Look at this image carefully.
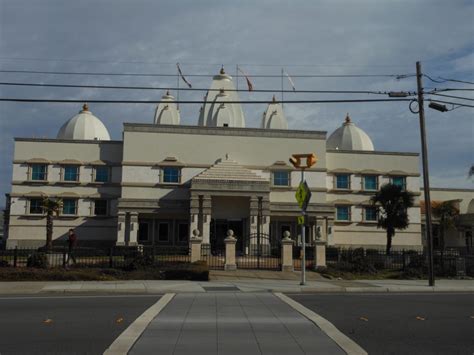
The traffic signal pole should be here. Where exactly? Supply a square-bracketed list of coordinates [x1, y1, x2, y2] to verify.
[300, 168, 306, 286]
[416, 61, 435, 286]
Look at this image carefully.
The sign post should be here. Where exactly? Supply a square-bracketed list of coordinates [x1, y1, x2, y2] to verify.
[290, 153, 317, 286]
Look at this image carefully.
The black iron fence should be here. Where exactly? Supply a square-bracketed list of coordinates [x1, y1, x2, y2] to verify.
[326, 247, 474, 276]
[0, 246, 190, 269]
[200, 244, 225, 270]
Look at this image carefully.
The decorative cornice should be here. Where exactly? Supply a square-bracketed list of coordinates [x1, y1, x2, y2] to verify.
[327, 149, 419, 157]
[124, 123, 327, 140]
[14, 138, 123, 144]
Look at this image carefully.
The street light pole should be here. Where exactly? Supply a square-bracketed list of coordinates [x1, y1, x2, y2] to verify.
[300, 168, 306, 286]
[416, 61, 435, 287]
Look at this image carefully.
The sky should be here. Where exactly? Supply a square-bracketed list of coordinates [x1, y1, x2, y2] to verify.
[0, 0, 473, 207]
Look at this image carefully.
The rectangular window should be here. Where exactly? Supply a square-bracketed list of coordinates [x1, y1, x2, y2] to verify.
[62, 199, 77, 215]
[178, 223, 189, 243]
[29, 198, 43, 214]
[94, 166, 109, 182]
[391, 176, 406, 190]
[363, 175, 378, 190]
[364, 207, 377, 221]
[162, 167, 180, 183]
[273, 171, 290, 186]
[335, 174, 350, 189]
[94, 199, 107, 216]
[158, 223, 170, 241]
[31, 164, 47, 181]
[63, 165, 79, 181]
[336, 206, 350, 221]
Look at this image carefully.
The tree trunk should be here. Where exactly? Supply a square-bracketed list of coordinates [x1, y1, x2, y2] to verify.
[46, 211, 53, 251]
[386, 228, 394, 256]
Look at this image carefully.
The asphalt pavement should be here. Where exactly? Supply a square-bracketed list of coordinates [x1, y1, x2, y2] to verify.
[289, 292, 474, 355]
[0, 294, 160, 354]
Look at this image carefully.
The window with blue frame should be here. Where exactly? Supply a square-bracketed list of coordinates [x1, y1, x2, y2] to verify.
[363, 175, 378, 190]
[63, 165, 79, 181]
[273, 171, 290, 186]
[336, 206, 350, 221]
[391, 176, 406, 190]
[335, 174, 350, 189]
[364, 207, 377, 221]
[31, 164, 47, 181]
[29, 198, 43, 214]
[162, 167, 180, 183]
[94, 166, 109, 182]
[62, 199, 77, 215]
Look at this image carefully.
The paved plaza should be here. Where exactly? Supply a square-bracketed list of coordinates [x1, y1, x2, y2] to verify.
[129, 293, 346, 355]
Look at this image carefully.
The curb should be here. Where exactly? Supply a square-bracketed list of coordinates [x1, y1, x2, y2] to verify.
[275, 292, 367, 355]
[103, 293, 175, 355]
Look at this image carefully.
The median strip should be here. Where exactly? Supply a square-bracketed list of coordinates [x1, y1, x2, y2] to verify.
[103, 293, 175, 355]
[274, 292, 367, 355]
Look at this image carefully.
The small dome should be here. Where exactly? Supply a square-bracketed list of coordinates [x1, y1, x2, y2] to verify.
[327, 114, 374, 151]
[261, 95, 288, 129]
[57, 104, 110, 140]
[154, 91, 180, 125]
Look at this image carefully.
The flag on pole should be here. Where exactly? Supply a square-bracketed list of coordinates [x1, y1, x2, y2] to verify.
[176, 63, 192, 88]
[283, 70, 296, 91]
[237, 66, 254, 91]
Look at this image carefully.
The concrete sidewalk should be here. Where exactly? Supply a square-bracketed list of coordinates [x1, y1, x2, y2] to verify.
[0, 277, 473, 295]
[129, 293, 347, 355]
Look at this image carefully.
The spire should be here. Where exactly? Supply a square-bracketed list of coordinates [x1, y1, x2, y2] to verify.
[345, 113, 351, 124]
[82, 103, 89, 112]
[220, 65, 225, 75]
[272, 95, 276, 103]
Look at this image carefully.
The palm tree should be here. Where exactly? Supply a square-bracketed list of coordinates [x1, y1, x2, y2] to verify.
[41, 198, 62, 251]
[432, 200, 459, 251]
[371, 183, 415, 255]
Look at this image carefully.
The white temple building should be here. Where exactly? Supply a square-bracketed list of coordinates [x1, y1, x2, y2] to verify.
[4, 69, 473, 252]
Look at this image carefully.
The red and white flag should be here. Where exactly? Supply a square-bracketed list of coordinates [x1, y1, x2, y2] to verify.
[176, 63, 192, 88]
[283, 70, 296, 91]
[237, 66, 254, 91]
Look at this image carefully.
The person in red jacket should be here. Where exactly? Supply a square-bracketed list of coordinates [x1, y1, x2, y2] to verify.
[67, 229, 77, 265]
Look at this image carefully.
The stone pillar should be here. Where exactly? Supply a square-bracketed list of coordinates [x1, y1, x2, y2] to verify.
[129, 212, 139, 246]
[201, 195, 212, 245]
[224, 230, 237, 271]
[281, 231, 294, 272]
[190, 229, 202, 263]
[314, 240, 327, 269]
[189, 195, 200, 240]
[317, 217, 328, 243]
[116, 211, 126, 246]
[327, 219, 334, 245]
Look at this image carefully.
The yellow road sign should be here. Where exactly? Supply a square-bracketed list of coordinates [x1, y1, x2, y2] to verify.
[297, 216, 305, 225]
[295, 181, 312, 210]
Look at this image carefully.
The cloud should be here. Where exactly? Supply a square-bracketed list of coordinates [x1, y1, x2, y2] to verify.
[0, 0, 473, 207]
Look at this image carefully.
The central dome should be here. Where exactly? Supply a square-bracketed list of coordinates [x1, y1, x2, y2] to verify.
[327, 114, 374, 151]
[57, 104, 110, 140]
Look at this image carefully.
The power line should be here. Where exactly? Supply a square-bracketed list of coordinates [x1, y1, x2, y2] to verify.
[424, 74, 474, 85]
[0, 81, 405, 95]
[0, 69, 412, 79]
[428, 92, 474, 101]
[0, 98, 413, 104]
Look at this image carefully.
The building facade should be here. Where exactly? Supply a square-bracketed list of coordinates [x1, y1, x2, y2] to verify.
[5, 69, 473, 251]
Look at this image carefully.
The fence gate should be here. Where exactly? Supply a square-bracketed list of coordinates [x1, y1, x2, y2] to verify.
[237, 232, 281, 270]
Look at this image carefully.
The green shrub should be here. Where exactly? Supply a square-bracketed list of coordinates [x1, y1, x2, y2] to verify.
[365, 248, 380, 256]
[0, 260, 10, 268]
[27, 252, 48, 268]
[123, 254, 154, 271]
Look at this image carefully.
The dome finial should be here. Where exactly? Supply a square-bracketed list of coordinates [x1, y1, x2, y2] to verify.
[345, 113, 351, 124]
[82, 103, 89, 112]
[220, 65, 225, 75]
[166, 89, 170, 96]
[272, 95, 276, 102]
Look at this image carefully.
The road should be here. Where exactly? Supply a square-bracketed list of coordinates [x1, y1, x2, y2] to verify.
[289, 292, 474, 355]
[0, 294, 160, 354]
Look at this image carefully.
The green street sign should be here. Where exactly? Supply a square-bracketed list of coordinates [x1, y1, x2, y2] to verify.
[295, 181, 312, 210]
[297, 215, 305, 225]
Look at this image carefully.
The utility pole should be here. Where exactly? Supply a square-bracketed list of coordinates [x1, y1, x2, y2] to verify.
[416, 61, 435, 287]
[300, 168, 306, 285]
